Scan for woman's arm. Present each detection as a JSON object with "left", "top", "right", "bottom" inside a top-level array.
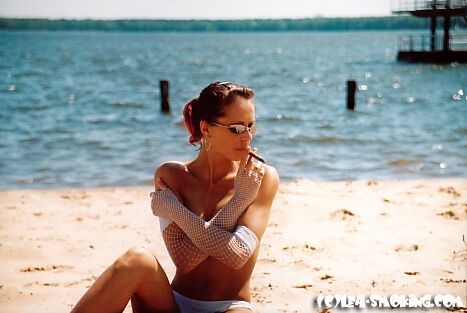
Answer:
[
  {"left": 160, "top": 222, "right": 208, "bottom": 273},
  {"left": 153, "top": 161, "right": 264, "bottom": 272},
  {"left": 152, "top": 163, "right": 208, "bottom": 273},
  {"left": 236, "top": 165, "right": 280, "bottom": 245},
  {"left": 151, "top": 187, "right": 256, "bottom": 269},
  {"left": 151, "top": 165, "right": 278, "bottom": 269}
]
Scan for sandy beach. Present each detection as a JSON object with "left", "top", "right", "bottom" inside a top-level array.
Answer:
[{"left": 0, "top": 179, "right": 466, "bottom": 312}]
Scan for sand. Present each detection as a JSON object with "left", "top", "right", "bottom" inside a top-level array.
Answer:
[{"left": 0, "top": 179, "right": 466, "bottom": 312}]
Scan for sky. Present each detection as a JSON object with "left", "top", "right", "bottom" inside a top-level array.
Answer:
[{"left": 0, "top": 0, "right": 392, "bottom": 20}]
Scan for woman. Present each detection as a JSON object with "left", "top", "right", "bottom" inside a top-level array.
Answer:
[{"left": 71, "top": 81, "right": 279, "bottom": 313}]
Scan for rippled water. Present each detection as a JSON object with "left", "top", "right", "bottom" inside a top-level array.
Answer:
[{"left": 0, "top": 30, "right": 466, "bottom": 189}]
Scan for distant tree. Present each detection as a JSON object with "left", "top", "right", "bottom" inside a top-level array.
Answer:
[{"left": 0, "top": 16, "right": 438, "bottom": 32}]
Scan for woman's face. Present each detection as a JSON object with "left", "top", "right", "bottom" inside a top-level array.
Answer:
[{"left": 209, "top": 97, "right": 256, "bottom": 161}]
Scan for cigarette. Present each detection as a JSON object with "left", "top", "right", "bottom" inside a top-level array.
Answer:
[{"left": 249, "top": 151, "right": 266, "bottom": 163}]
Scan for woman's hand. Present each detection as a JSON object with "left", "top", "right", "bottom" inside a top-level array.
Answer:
[
  {"left": 150, "top": 177, "right": 178, "bottom": 218},
  {"left": 234, "top": 147, "right": 265, "bottom": 204}
]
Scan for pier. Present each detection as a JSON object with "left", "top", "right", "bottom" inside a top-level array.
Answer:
[{"left": 391, "top": 0, "right": 467, "bottom": 63}]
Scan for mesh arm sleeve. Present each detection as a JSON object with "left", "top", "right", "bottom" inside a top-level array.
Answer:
[
  {"left": 152, "top": 170, "right": 262, "bottom": 270},
  {"left": 159, "top": 221, "right": 208, "bottom": 272},
  {"left": 209, "top": 169, "right": 262, "bottom": 230},
  {"left": 151, "top": 190, "right": 260, "bottom": 268}
]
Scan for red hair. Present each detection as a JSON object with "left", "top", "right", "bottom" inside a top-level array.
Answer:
[
  {"left": 182, "top": 81, "right": 254, "bottom": 145},
  {"left": 182, "top": 98, "right": 201, "bottom": 145}
]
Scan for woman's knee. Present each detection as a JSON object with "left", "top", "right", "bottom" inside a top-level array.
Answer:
[{"left": 114, "top": 247, "right": 159, "bottom": 275}]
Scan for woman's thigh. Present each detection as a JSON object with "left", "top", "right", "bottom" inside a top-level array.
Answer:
[
  {"left": 71, "top": 247, "right": 179, "bottom": 313},
  {"left": 125, "top": 247, "right": 180, "bottom": 313}
]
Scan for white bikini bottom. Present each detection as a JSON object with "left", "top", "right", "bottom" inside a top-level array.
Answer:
[{"left": 173, "top": 290, "right": 252, "bottom": 313}]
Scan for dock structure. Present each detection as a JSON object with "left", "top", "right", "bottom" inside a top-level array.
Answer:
[{"left": 391, "top": 0, "right": 467, "bottom": 63}]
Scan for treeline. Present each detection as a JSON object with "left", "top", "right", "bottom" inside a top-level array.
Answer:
[{"left": 0, "top": 16, "right": 439, "bottom": 32}]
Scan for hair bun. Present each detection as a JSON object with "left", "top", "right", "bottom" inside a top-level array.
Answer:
[{"left": 182, "top": 98, "right": 201, "bottom": 145}]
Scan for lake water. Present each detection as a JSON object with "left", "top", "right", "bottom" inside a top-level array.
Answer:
[{"left": 0, "top": 30, "right": 466, "bottom": 189}]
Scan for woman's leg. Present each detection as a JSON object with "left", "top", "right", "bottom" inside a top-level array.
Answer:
[{"left": 71, "top": 247, "right": 179, "bottom": 313}]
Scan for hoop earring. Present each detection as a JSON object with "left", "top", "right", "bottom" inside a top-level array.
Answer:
[{"left": 204, "top": 137, "right": 212, "bottom": 151}]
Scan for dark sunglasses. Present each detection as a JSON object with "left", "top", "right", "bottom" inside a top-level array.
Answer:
[{"left": 209, "top": 121, "right": 257, "bottom": 135}]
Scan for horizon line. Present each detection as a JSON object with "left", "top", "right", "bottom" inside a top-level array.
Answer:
[{"left": 0, "top": 15, "right": 399, "bottom": 21}]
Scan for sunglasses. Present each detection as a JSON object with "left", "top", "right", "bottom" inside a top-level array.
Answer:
[{"left": 209, "top": 121, "right": 257, "bottom": 135}]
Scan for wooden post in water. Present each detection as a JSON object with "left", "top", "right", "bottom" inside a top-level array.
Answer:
[
  {"left": 160, "top": 80, "right": 170, "bottom": 113},
  {"left": 430, "top": 2, "right": 437, "bottom": 51},
  {"left": 346, "top": 80, "right": 356, "bottom": 111},
  {"left": 443, "top": 14, "right": 451, "bottom": 51},
  {"left": 443, "top": 1, "right": 451, "bottom": 51}
]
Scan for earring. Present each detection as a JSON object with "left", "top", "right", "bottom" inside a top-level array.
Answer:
[{"left": 204, "top": 137, "right": 212, "bottom": 151}]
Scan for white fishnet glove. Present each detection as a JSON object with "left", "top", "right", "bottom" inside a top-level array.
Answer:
[{"left": 151, "top": 165, "right": 264, "bottom": 270}]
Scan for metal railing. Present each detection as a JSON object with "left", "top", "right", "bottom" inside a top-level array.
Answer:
[
  {"left": 450, "top": 33, "right": 467, "bottom": 49},
  {"left": 391, "top": 0, "right": 467, "bottom": 12},
  {"left": 398, "top": 33, "right": 467, "bottom": 50}
]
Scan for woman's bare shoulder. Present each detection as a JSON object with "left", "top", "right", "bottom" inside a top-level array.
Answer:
[
  {"left": 155, "top": 161, "right": 188, "bottom": 175},
  {"left": 256, "top": 164, "right": 280, "bottom": 201},
  {"left": 153, "top": 161, "right": 189, "bottom": 190},
  {"left": 262, "top": 164, "right": 280, "bottom": 186}
]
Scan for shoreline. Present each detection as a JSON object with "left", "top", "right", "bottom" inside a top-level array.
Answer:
[
  {"left": 2, "top": 176, "right": 466, "bottom": 191},
  {"left": 1, "top": 178, "right": 466, "bottom": 312}
]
